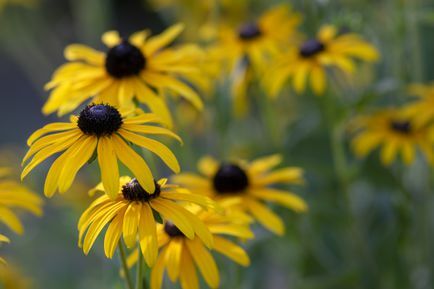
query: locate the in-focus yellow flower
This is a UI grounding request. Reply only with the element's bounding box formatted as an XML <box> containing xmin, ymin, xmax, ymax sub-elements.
<box><xmin>127</xmin><ymin>206</ymin><xmax>253</xmax><ymax>289</ymax></box>
<box><xmin>0</xmin><ymin>234</ymin><xmax>10</xmax><ymax>265</ymax></box>
<box><xmin>405</xmin><ymin>83</ymin><xmax>434</xmax><ymax>126</ymax></box>
<box><xmin>0</xmin><ymin>264</ymin><xmax>31</xmax><ymax>289</ymax></box>
<box><xmin>212</xmin><ymin>5</ymin><xmax>301</xmax><ymax>115</ymax></box>
<box><xmin>0</xmin><ymin>168</ymin><xmax>43</xmax><ymax>235</ymax></box>
<box><xmin>351</xmin><ymin>108</ymin><xmax>434</xmax><ymax>165</ymax></box>
<box><xmin>78</xmin><ymin>177</ymin><xmax>217</xmax><ymax>267</ymax></box>
<box><xmin>22</xmin><ymin>104</ymin><xmax>181</xmax><ymax>198</ymax></box>
<box><xmin>266</xmin><ymin>25</ymin><xmax>379</xmax><ymax>96</ymax></box>
<box><xmin>173</xmin><ymin>155</ymin><xmax>307</xmax><ymax>235</ymax></box>
<box><xmin>43</xmin><ymin>24</ymin><xmax>203</xmax><ymax>127</ymax></box>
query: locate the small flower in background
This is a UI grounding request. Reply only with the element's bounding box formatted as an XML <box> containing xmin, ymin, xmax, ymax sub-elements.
<box><xmin>405</xmin><ymin>83</ymin><xmax>434</xmax><ymax>126</ymax></box>
<box><xmin>43</xmin><ymin>24</ymin><xmax>203</xmax><ymax>127</ymax></box>
<box><xmin>21</xmin><ymin>104</ymin><xmax>181</xmax><ymax>198</ymax></box>
<box><xmin>78</xmin><ymin>176</ymin><xmax>218</xmax><ymax>267</ymax></box>
<box><xmin>0</xmin><ymin>264</ymin><xmax>32</xmax><ymax>289</ymax></box>
<box><xmin>173</xmin><ymin>154</ymin><xmax>307</xmax><ymax>235</ymax></box>
<box><xmin>211</xmin><ymin>4</ymin><xmax>301</xmax><ymax>116</ymax></box>
<box><xmin>266</xmin><ymin>25</ymin><xmax>379</xmax><ymax>96</ymax></box>
<box><xmin>127</xmin><ymin>206</ymin><xmax>253</xmax><ymax>289</ymax></box>
<box><xmin>350</xmin><ymin>108</ymin><xmax>434</xmax><ymax>165</ymax></box>
<box><xmin>0</xmin><ymin>234</ymin><xmax>10</xmax><ymax>265</ymax></box>
<box><xmin>0</xmin><ymin>167</ymin><xmax>43</xmax><ymax>235</ymax></box>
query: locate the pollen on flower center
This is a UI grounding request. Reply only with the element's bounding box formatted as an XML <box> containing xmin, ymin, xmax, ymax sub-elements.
<box><xmin>77</xmin><ymin>104</ymin><xmax>123</xmax><ymax>136</ymax></box>
<box><xmin>238</xmin><ymin>22</ymin><xmax>262</xmax><ymax>40</ymax></box>
<box><xmin>105</xmin><ymin>40</ymin><xmax>146</xmax><ymax>78</ymax></box>
<box><xmin>121</xmin><ymin>178</ymin><xmax>161</xmax><ymax>202</ymax></box>
<box><xmin>164</xmin><ymin>221</ymin><xmax>185</xmax><ymax>237</ymax></box>
<box><xmin>390</xmin><ymin>120</ymin><xmax>412</xmax><ymax>134</ymax></box>
<box><xmin>299</xmin><ymin>39</ymin><xmax>325</xmax><ymax>58</ymax></box>
<box><xmin>213</xmin><ymin>164</ymin><xmax>249</xmax><ymax>194</ymax></box>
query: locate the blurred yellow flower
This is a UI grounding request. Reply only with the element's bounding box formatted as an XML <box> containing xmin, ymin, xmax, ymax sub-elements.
<box><xmin>405</xmin><ymin>83</ymin><xmax>434</xmax><ymax>126</ymax></box>
<box><xmin>212</xmin><ymin>5</ymin><xmax>301</xmax><ymax>116</ymax></box>
<box><xmin>173</xmin><ymin>154</ymin><xmax>307</xmax><ymax>235</ymax></box>
<box><xmin>0</xmin><ymin>264</ymin><xmax>31</xmax><ymax>289</ymax></box>
<box><xmin>127</xmin><ymin>206</ymin><xmax>253</xmax><ymax>289</ymax></box>
<box><xmin>43</xmin><ymin>24</ymin><xmax>203</xmax><ymax>127</ymax></box>
<box><xmin>78</xmin><ymin>177</ymin><xmax>217</xmax><ymax>267</ymax></box>
<box><xmin>266</xmin><ymin>25</ymin><xmax>379</xmax><ymax>96</ymax></box>
<box><xmin>22</xmin><ymin>104</ymin><xmax>181</xmax><ymax>198</ymax></box>
<box><xmin>351</xmin><ymin>108</ymin><xmax>434</xmax><ymax>165</ymax></box>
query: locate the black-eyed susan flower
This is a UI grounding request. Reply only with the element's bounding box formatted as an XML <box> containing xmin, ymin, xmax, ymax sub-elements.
<box><xmin>21</xmin><ymin>104</ymin><xmax>181</xmax><ymax>198</ymax></box>
<box><xmin>266</xmin><ymin>25</ymin><xmax>379</xmax><ymax>96</ymax></box>
<box><xmin>172</xmin><ymin>155</ymin><xmax>307</xmax><ymax>235</ymax></box>
<box><xmin>78</xmin><ymin>177</ymin><xmax>217</xmax><ymax>267</ymax></box>
<box><xmin>351</xmin><ymin>108</ymin><xmax>434</xmax><ymax>165</ymax></box>
<box><xmin>0</xmin><ymin>234</ymin><xmax>10</xmax><ymax>265</ymax></box>
<box><xmin>43</xmin><ymin>24</ymin><xmax>203</xmax><ymax>127</ymax></box>
<box><xmin>212</xmin><ymin>4</ymin><xmax>301</xmax><ymax>115</ymax></box>
<box><xmin>126</xmin><ymin>206</ymin><xmax>253</xmax><ymax>289</ymax></box>
<box><xmin>0</xmin><ymin>168</ymin><xmax>43</xmax><ymax>235</ymax></box>
<box><xmin>405</xmin><ymin>83</ymin><xmax>434</xmax><ymax>126</ymax></box>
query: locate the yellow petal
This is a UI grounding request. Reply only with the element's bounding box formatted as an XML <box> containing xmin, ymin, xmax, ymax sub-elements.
<box><xmin>185</xmin><ymin>238</ymin><xmax>219</xmax><ymax>288</ymax></box>
<box><xmin>97</xmin><ymin>137</ymin><xmax>120</xmax><ymax>199</ymax></box>
<box><xmin>102</xmin><ymin>30</ymin><xmax>121</xmax><ymax>47</ymax></box>
<box><xmin>213</xmin><ymin>236</ymin><xmax>250</xmax><ymax>266</ymax></box>
<box><xmin>145</xmin><ymin>23</ymin><xmax>185</xmax><ymax>55</ymax></box>
<box><xmin>165</xmin><ymin>238</ymin><xmax>183</xmax><ymax>281</ymax></box>
<box><xmin>122</xmin><ymin>203</ymin><xmax>141</xmax><ymax>248</ymax></box>
<box><xmin>138</xmin><ymin>203</ymin><xmax>158</xmax><ymax>267</ymax></box>
<box><xmin>104</xmin><ymin>213</ymin><xmax>124</xmax><ymax>258</ymax></box>
<box><xmin>246</xmin><ymin>198</ymin><xmax>285</xmax><ymax>235</ymax></box>
<box><xmin>179</xmin><ymin>248</ymin><xmax>199</xmax><ymax>289</ymax></box>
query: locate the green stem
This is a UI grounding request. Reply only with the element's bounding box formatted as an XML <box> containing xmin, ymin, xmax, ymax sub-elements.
<box><xmin>136</xmin><ymin>249</ymin><xmax>149</xmax><ymax>289</ymax></box>
<box><xmin>118</xmin><ymin>242</ymin><xmax>134</xmax><ymax>289</ymax></box>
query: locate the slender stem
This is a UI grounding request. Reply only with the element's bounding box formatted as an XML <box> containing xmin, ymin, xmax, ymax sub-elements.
<box><xmin>136</xmin><ymin>249</ymin><xmax>149</xmax><ymax>289</ymax></box>
<box><xmin>118</xmin><ymin>242</ymin><xmax>134</xmax><ymax>289</ymax></box>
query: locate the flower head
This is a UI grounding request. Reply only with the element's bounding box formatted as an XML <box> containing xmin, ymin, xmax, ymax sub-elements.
<box><xmin>78</xmin><ymin>177</ymin><xmax>218</xmax><ymax>267</ymax></box>
<box><xmin>127</xmin><ymin>206</ymin><xmax>253</xmax><ymax>289</ymax></box>
<box><xmin>172</xmin><ymin>155</ymin><xmax>307</xmax><ymax>235</ymax></box>
<box><xmin>351</xmin><ymin>108</ymin><xmax>434</xmax><ymax>165</ymax></box>
<box><xmin>22</xmin><ymin>104</ymin><xmax>181</xmax><ymax>198</ymax></box>
<box><xmin>266</xmin><ymin>25</ymin><xmax>379</xmax><ymax>96</ymax></box>
<box><xmin>43</xmin><ymin>24</ymin><xmax>204</xmax><ymax>127</ymax></box>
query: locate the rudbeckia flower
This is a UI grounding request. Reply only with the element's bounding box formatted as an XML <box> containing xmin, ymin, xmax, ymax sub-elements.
<box><xmin>172</xmin><ymin>154</ymin><xmax>307</xmax><ymax>235</ymax></box>
<box><xmin>0</xmin><ymin>234</ymin><xmax>10</xmax><ymax>265</ymax></box>
<box><xmin>351</xmin><ymin>108</ymin><xmax>434</xmax><ymax>165</ymax></box>
<box><xmin>78</xmin><ymin>177</ymin><xmax>217</xmax><ymax>267</ymax></box>
<box><xmin>43</xmin><ymin>24</ymin><xmax>203</xmax><ymax>127</ymax></box>
<box><xmin>127</xmin><ymin>206</ymin><xmax>253</xmax><ymax>289</ymax></box>
<box><xmin>0</xmin><ymin>168</ymin><xmax>43</xmax><ymax>235</ymax></box>
<box><xmin>405</xmin><ymin>83</ymin><xmax>434</xmax><ymax>126</ymax></box>
<box><xmin>21</xmin><ymin>103</ymin><xmax>181</xmax><ymax>198</ymax></box>
<box><xmin>212</xmin><ymin>4</ymin><xmax>301</xmax><ymax>115</ymax></box>
<box><xmin>266</xmin><ymin>25</ymin><xmax>379</xmax><ymax>96</ymax></box>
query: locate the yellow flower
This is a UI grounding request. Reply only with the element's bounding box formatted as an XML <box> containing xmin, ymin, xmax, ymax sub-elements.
<box><xmin>172</xmin><ymin>154</ymin><xmax>307</xmax><ymax>235</ymax></box>
<box><xmin>78</xmin><ymin>177</ymin><xmax>217</xmax><ymax>267</ymax></box>
<box><xmin>405</xmin><ymin>83</ymin><xmax>434</xmax><ymax>126</ymax></box>
<box><xmin>43</xmin><ymin>24</ymin><xmax>203</xmax><ymax>127</ymax></box>
<box><xmin>21</xmin><ymin>104</ymin><xmax>181</xmax><ymax>198</ymax></box>
<box><xmin>0</xmin><ymin>234</ymin><xmax>10</xmax><ymax>265</ymax></box>
<box><xmin>266</xmin><ymin>25</ymin><xmax>379</xmax><ymax>96</ymax></box>
<box><xmin>127</xmin><ymin>206</ymin><xmax>253</xmax><ymax>289</ymax></box>
<box><xmin>0</xmin><ymin>264</ymin><xmax>31</xmax><ymax>289</ymax></box>
<box><xmin>212</xmin><ymin>5</ymin><xmax>301</xmax><ymax>116</ymax></box>
<box><xmin>351</xmin><ymin>108</ymin><xmax>434</xmax><ymax>165</ymax></box>
<box><xmin>0</xmin><ymin>168</ymin><xmax>43</xmax><ymax>235</ymax></box>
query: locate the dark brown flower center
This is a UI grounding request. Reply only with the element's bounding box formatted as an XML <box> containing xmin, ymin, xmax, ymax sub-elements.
<box><xmin>212</xmin><ymin>163</ymin><xmax>249</xmax><ymax>194</ymax></box>
<box><xmin>77</xmin><ymin>104</ymin><xmax>123</xmax><ymax>137</ymax></box>
<box><xmin>299</xmin><ymin>39</ymin><xmax>325</xmax><ymax>58</ymax></box>
<box><xmin>164</xmin><ymin>221</ymin><xmax>184</xmax><ymax>237</ymax></box>
<box><xmin>238</xmin><ymin>22</ymin><xmax>262</xmax><ymax>40</ymax></box>
<box><xmin>121</xmin><ymin>178</ymin><xmax>161</xmax><ymax>202</ymax></box>
<box><xmin>390</xmin><ymin>120</ymin><xmax>412</xmax><ymax>134</ymax></box>
<box><xmin>105</xmin><ymin>40</ymin><xmax>146</xmax><ymax>78</ymax></box>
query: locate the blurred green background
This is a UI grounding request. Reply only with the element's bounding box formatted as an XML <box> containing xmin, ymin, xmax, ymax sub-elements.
<box><xmin>1</xmin><ymin>0</ymin><xmax>434</xmax><ymax>289</ymax></box>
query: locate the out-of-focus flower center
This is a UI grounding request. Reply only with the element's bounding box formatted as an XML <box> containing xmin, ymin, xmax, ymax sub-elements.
<box><xmin>121</xmin><ymin>178</ymin><xmax>161</xmax><ymax>202</ymax></box>
<box><xmin>77</xmin><ymin>104</ymin><xmax>123</xmax><ymax>136</ymax></box>
<box><xmin>238</xmin><ymin>22</ymin><xmax>262</xmax><ymax>40</ymax></box>
<box><xmin>164</xmin><ymin>221</ymin><xmax>185</xmax><ymax>237</ymax></box>
<box><xmin>213</xmin><ymin>164</ymin><xmax>249</xmax><ymax>194</ymax></box>
<box><xmin>105</xmin><ymin>40</ymin><xmax>146</xmax><ymax>78</ymax></box>
<box><xmin>390</xmin><ymin>120</ymin><xmax>412</xmax><ymax>134</ymax></box>
<box><xmin>299</xmin><ymin>39</ymin><xmax>325</xmax><ymax>58</ymax></box>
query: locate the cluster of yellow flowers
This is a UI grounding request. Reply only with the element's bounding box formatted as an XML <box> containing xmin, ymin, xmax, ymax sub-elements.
<box><xmin>5</xmin><ymin>2</ymin><xmax>434</xmax><ymax>289</ymax></box>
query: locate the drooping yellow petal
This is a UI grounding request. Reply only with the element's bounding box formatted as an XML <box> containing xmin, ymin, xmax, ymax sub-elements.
<box><xmin>250</xmin><ymin>188</ymin><xmax>308</xmax><ymax>212</ymax></box>
<box><xmin>213</xmin><ymin>236</ymin><xmax>250</xmax><ymax>266</ymax></box>
<box><xmin>179</xmin><ymin>248</ymin><xmax>199</xmax><ymax>289</ymax></box>
<box><xmin>165</xmin><ymin>238</ymin><xmax>183</xmax><ymax>282</ymax></box>
<box><xmin>122</xmin><ymin>203</ymin><xmax>141</xmax><ymax>248</ymax></box>
<box><xmin>0</xmin><ymin>207</ymin><xmax>23</xmax><ymax>234</ymax></box>
<box><xmin>246</xmin><ymin>198</ymin><xmax>285</xmax><ymax>235</ymax></box>
<box><xmin>185</xmin><ymin>238</ymin><xmax>219</xmax><ymax>288</ymax></box>
<box><xmin>104</xmin><ymin>212</ymin><xmax>124</xmax><ymax>258</ymax></box>
<box><xmin>123</xmin><ymin>124</ymin><xmax>182</xmax><ymax>144</ymax></box>
<box><xmin>150</xmin><ymin>248</ymin><xmax>168</xmax><ymax>289</ymax></box>
<box><xmin>145</xmin><ymin>23</ymin><xmax>185</xmax><ymax>56</ymax></box>
<box><xmin>97</xmin><ymin>137</ymin><xmax>120</xmax><ymax>199</ymax></box>
<box><xmin>138</xmin><ymin>203</ymin><xmax>158</xmax><ymax>267</ymax></box>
